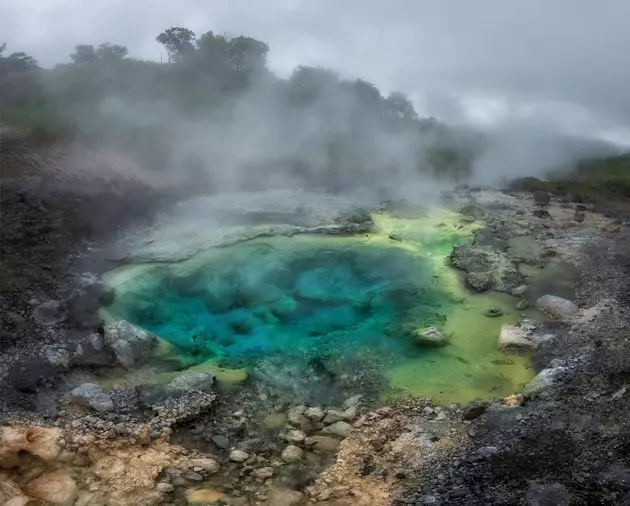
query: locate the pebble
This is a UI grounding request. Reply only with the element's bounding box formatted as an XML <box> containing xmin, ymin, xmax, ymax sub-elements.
<box><xmin>286</xmin><ymin>429</ymin><xmax>307</xmax><ymax>444</ymax></box>
<box><xmin>281</xmin><ymin>445</ymin><xmax>303</xmax><ymax>463</ymax></box>
<box><xmin>304</xmin><ymin>407</ymin><xmax>325</xmax><ymax>421</ymax></box>
<box><xmin>156</xmin><ymin>482</ymin><xmax>175</xmax><ymax>493</ymax></box>
<box><xmin>322</xmin><ymin>421</ymin><xmax>353</xmax><ymax>438</ymax></box>
<box><xmin>252</xmin><ymin>467</ymin><xmax>274</xmax><ymax>480</ymax></box>
<box><xmin>229</xmin><ymin>450</ymin><xmax>249</xmax><ymax>463</ymax></box>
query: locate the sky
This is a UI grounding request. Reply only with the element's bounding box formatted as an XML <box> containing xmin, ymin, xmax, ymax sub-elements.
<box><xmin>2</xmin><ymin>0</ymin><xmax>630</xmax><ymax>146</ymax></box>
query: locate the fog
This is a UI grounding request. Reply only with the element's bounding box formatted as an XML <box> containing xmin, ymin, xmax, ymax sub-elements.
<box><xmin>2</xmin><ymin>0</ymin><xmax>629</xmax><ymax>195</ymax></box>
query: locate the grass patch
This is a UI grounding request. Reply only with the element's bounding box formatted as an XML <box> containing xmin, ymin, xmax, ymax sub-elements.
<box><xmin>510</xmin><ymin>153</ymin><xmax>630</xmax><ymax>202</ymax></box>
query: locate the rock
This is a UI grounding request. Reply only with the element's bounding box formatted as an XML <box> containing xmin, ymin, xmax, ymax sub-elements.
<box><xmin>24</xmin><ymin>470</ymin><xmax>77</xmax><ymax>505</ymax></box>
<box><xmin>323</xmin><ymin>410</ymin><xmax>346</xmax><ymax>424</ymax></box>
<box><xmin>388</xmin><ymin>233</ymin><xmax>403</xmax><ymax>242</ymax></box>
<box><xmin>281</xmin><ymin>445</ymin><xmax>303</xmax><ymax>462</ymax></box>
<box><xmin>602</xmin><ymin>222</ymin><xmax>621</xmax><ymax>233</ymax></box>
<box><xmin>68</xmin><ymin>383</ymin><xmax>114</xmax><ymax>412</ymax></box>
<box><xmin>475</xmin><ymin>446</ymin><xmax>499</xmax><ymax>459</ymax></box>
<box><xmin>32</xmin><ymin>300</ymin><xmax>66</xmax><ymax>325</ymax></box>
<box><xmin>88</xmin><ymin>333</ymin><xmax>105</xmax><ymax>351</ymax></box>
<box><xmin>103</xmin><ymin>320</ymin><xmax>156</xmax><ymax>369</ymax></box>
<box><xmin>211</xmin><ymin>435</ymin><xmax>230</xmax><ymax>449</ymax></box>
<box><xmin>187</xmin><ymin>458</ymin><xmax>219</xmax><ymax>474</ymax></box>
<box><xmin>156</xmin><ymin>482</ymin><xmax>174</xmax><ymax>493</ymax></box>
<box><xmin>268</xmin><ymin>487</ymin><xmax>304</xmax><ymax>506</ymax></box>
<box><xmin>516</xmin><ymin>300</ymin><xmax>529</xmax><ymax>310</ymax></box>
<box><xmin>462</xmin><ymin>404</ymin><xmax>486</xmax><ymax>421</ymax></box>
<box><xmin>413</xmin><ymin>327</ymin><xmax>449</xmax><ymax>347</ymax></box>
<box><xmin>287</xmin><ymin>405</ymin><xmax>308</xmax><ymax>426</ymax></box>
<box><xmin>533</xmin><ymin>191</ymin><xmax>551</xmax><ymax>206</ymax></box>
<box><xmin>42</xmin><ymin>344</ymin><xmax>71</xmax><ymax>369</ymax></box>
<box><xmin>465</xmin><ymin>272</ymin><xmax>494</xmax><ymax>291</ymax></box>
<box><xmin>498</xmin><ymin>325</ymin><xmax>536</xmax><ymax>351</ymax></box>
<box><xmin>322</xmin><ymin>421</ymin><xmax>353</xmax><ymax>438</ymax></box>
<box><xmin>342</xmin><ymin>406</ymin><xmax>358</xmax><ymax>421</ymax></box>
<box><xmin>451</xmin><ymin>244</ymin><xmax>520</xmax><ymax>293</ymax></box>
<box><xmin>343</xmin><ymin>395</ymin><xmax>363</xmax><ymax>408</ymax></box>
<box><xmin>574</xmin><ymin>211</ymin><xmax>585</xmax><ymax>223</ymax></box>
<box><xmin>252</xmin><ymin>467</ymin><xmax>274</xmax><ymax>480</ymax></box>
<box><xmin>185</xmin><ymin>488</ymin><xmax>224</xmax><ymax>504</ymax></box>
<box><xmin>484</xmin><ymin>307</ymin><xmax>503</xmax><ymax>317</ymax></box>
<box><xmin>229</xmin><ymin>450</ymin><xmax>249</xmax><ymax>463</ymax></box>
<box><xmin>0</xmin><ymin>426</ymin><xmax>62</xmax><ymax>466</ymax></box>
<box><xmin>458</xmin><ymin>204</ymin><xmax>485</xmax><ymax>220</ymax></box>
<box><xmin>420</xmin><ymin>495</ymin><xmax>438</xmax><ymax>505</ymax></box>
<box><xmin>285</xmin><ymin>429</ymin><xmax>307</xmax><ymax>444</ymax></box>
<box><xmin>183</xmin><ymin>471</ymin><xmax>203</xmax><ymax>482</ymax></box>
<box><xmin>304</xmin><ymin>406</ymin><xmax>325</xmax><ymax>421</ymax></box>
<box><xmin>305</xmin><ymin>436</ymin><xmax>340</xmax><ymax>453</ymax></box>
<box><xmin>535</xmin><ymin>295</ymin><xmax>578</xmax><ymax>320</ymax></box>
<box><xmin>167</xmin><ymin>371</ymin><xmax>215</xmax><ymax>393</ymax></box>
<box><xmin>524</xmin><ymin>366</ymin><xmax>568</xmax><ymax>395</ymax></box>
<box><xmin>511</xmin><ymin>285</ymin><xmax>528</xmax><ymax>297</ymax></box>
<box><xmin>526</xmin><ymin>483</ymin><xmax>572</xmax><ymax>506</ymax></box>
<box><xmin>532</xmin><ymin>209</ymin><xmax>551</xmax><ymax>219</ymax></box>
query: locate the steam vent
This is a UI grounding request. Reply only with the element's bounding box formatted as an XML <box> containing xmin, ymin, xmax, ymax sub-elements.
<box><xmin>102</xmin><ymin>192</ymin><xmax>536</xmax><ymax>406</ymax></box>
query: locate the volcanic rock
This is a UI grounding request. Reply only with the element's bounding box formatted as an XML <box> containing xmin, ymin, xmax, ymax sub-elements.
<box><xmin>535</xmin><ymin>295</ymin><xmax>578</xmax><ymax>320</ymax></box>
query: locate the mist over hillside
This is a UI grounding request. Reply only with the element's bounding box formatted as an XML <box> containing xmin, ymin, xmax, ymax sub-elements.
<box><xmin>2</xmin><ymin>27</ymin><xmax>623</xmax><ymax>201</ymax></box>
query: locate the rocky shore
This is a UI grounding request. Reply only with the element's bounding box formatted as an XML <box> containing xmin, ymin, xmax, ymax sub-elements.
<box><xmin>1</xmin><ymin>149</ymin><xmax>630</xmax><ymax>505</ymax></box>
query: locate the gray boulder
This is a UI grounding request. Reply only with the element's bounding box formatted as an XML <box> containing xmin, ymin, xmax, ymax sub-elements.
<box><xmin>68</xmin><ymin>383</ymin><xmax>113</xmax><ymax>412</ymax></box>
<box><xmin>535</xmin><ymin>295</ymin><xmax>578</xmax><ymax>320</ymax></box>
<box><xmin>498</xmin><ymin>325</ymin><xmax>536</xmax><ymax>351</ymax></box>
<box><xmin>103</xmin><ymin>320</ymin><xmax>156</xmax><ymax>369</ymax></box>
<box><xmin>167</xmin><ymin>371</ymin><xmax>215</xmax><ymax>393</ymax></box>
<box><xmin>450</xmin><ymin>244</ymin><xmax>521</xmax><ymax>292</ymax></box>
<box><xmin>524</xmin><ymin>366</ymin><xmax>568</xmax><ymax>396</ymax></box>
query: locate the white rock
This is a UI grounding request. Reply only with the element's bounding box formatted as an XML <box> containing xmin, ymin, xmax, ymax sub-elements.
<box><xmin>229</xmin><ymin>450</ymin><xmax>249</xmax><ymax>463</ymax></box>
<box><xmin>285</xmin><ymin>429</ymin><xmax>307</xmax><ymax>444</ymax></box>
<box><xmin>252</xmin><ymin>466</ymin><xmax>274</xmax><ymax>479</ymax></box>
<box><xmin>498</xmin><ymin>325</ymin><xmax>536</xmax><ymax>350</ymax></box>
<box><xmin>187</xmin><ymin>458</ymin><xmax>219</xmax><ymax>474</ymax></box>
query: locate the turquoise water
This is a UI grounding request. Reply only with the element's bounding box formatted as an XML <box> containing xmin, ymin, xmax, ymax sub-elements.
<box><xmin>109</xmin><ymin>239</ymin><xmax>453</xmax><ymax>370</ymax></box>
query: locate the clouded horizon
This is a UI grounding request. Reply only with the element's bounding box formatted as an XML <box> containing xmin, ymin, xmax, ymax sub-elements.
<box><xmin>2</xmin><ymin>0</ymin><xmax>630</xmax><ymax>146</ymax></box>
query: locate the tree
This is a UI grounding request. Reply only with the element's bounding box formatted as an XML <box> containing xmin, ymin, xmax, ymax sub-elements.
<box><xmin>96</xmin><ymin>43</ymin><xmax>128</xmax><ymax>62</ymax></box>
<box><xmin>156</xmin><ymin>27</ymin><xmax>196</xmax><ymax>62</ymax></box>
<box><xmin>71</xmin><ymin>45</ymin><xmax>98</xmax><ymax>65</ymax></box>
<box><xmin>384</xmin><ymin>92</ymin><xmax>417</xmax><ymax>123</ymax></box>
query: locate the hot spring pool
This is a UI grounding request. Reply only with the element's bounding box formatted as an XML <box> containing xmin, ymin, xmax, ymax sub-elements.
<box><xmin>103</xmin><ymin>215</ymin><xmax>536</xmax><ymax>404</ymax></box>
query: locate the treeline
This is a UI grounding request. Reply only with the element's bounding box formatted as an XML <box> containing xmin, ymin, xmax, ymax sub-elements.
<box><xmin>0</xmin><ymin>28</ymin><xmax>483</xmax><ymax>189</ymax></box>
